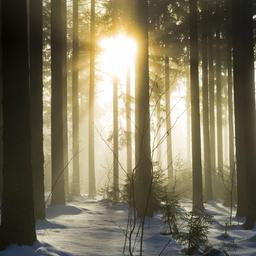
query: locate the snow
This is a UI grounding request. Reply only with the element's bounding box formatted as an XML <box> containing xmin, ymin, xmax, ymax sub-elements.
<box><xmin>0</xmin><ymin>197</ymin><xmax>256</xmax><ymax>255</ymax></box>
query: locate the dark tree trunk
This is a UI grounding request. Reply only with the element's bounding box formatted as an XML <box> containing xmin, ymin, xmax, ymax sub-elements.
<box><xmin>227</xmin><ymin>43</ymin><xmax>236</xmax><ymax>201</ymax></box>
<box><xmin>232</xmin><ymin>0</ymin><xmax>256</xmax><ymax>227</ymax></box>
<box><xmin>208</xmin><ymin>14</ymin><xmax>216</xmax><ymax>192</ymax></box>
<box><xmin>126</xmin><ymin>71</ymin><xmax>132</xmax><ymax>175</ymax></box>
<box><xmin>226</xmin><ymin>0</ymin><xmax>236</xmax><ymax>205</ymax></box>
<box><xmin>1</xmin><ymin>0</ymin><xmax>36</xmax><ymax>247</ymax></box>
<box><xmin>215</xmin><ymin>28</ymin><xmax>223</xmax><ymax>175</ymax></box>
<box><xmin>72</xmin><ymin>0</ymin><xmax>80</xmax><ymax>197</ymax></box>
<box><xmin>156</xmin><ymin>97</ymin><xmax>161</xmax><ymax>165</ymax></box>
<box><xmin>30</xmin><ymin>0</ymin><xmax>46</xmax><ymax>219</ymax></box>
<box><xmin>51</xmin><ymin>0</ymin><xmax>66</xmax><ymax>205</ymax></box>
<box><xmin>201</xmin><ymin>1</ymin><xmax>213</xmax><ymax>201</ymax></box>
<box><xmin>0</xmin><ymin>0</ymin><xmax>2</xmax><ymax>201</ymax></box>
<box><xmin>189</xmin><ymin>0</ymin><xmax>204</xmax><ymax>212</ymax></box>
<box><xmin>134</xmin><ymin>0</ymin><xmax>153</xmax><ymax>217</ymax></box>
<box><xmin>186</xmin><ymin>66</ymin><xmax>191</xmax><ymax>168</ymax></box>
<box><xmin>88</xmin><ymin>0</ymin><xmax>96</xmax><ymax>197</ymax></box>
<box><xmin>164</xmin><ymin>57</ymin><xmax>174</xmax><ymax>189</ymax></box>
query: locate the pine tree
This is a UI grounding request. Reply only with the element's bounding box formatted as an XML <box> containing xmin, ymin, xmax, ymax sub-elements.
<box><xmin>189</xmin><ymin>0</ymin><xmax>204</xmax><ymax>212</ymax></box>
<box><xmin>0</xmin><ymin>0</ymin><xmax>36</xmax><ymax>247</ymax></box>
<box><xmin>134</xmin><ymin>0</ymin><xmax>153</xmax><ymax>217</ymax></box>
<box><xmin>30</xmin><ymin>0</ymin><xmax>46</xmax><ymax>219</ymax></box>
<box><xmin>51</xmin><ymin>0</ymin><xmax>66</xmax><ymax>205</ymax></box>
<box><xmin>72</xmin><ymin>0</ymin><xmax>81</xmax><ymax>197</ymax></box>
<box><xmin>89</xmin><ymin>0</ymin><xmax>97</xmax><ymax>198</ymax></box>
<box><xmin>201</xmin><ymin>0</ymin><xmax>213</xmax><ymax>201</ymax></box>
<box><xmin>232</xmin><ymin>0</ymin><xmax>256</xmax><ymax>228</ymax></box>
<box><xmin>164</xmin><ymin>56</ymin><xmax>174</xmax><ymax>189</ymax></box>
<box><xmin>62</xmin><ymin>0</ymin><xmax>69</xmax><ymax>199</ymax></box>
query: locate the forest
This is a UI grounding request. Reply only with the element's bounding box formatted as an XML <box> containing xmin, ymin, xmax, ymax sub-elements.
<box><xmin>0</xmin><ymin>0</ymin><xmax>256</xmax><ymax>255</ymax></box>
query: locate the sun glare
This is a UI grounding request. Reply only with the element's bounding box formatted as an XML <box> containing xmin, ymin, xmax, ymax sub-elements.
<box><xmin>98</xmin><ymin>34</ymin><xmax>137</xmax><ymax>78</ymax></box>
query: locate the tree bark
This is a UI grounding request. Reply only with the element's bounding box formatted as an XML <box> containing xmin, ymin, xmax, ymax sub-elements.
<box><xmin>30</xmin><ymin>0</ymin><xmax>46</xmax><ymax>219</ymax></box>
<box><xmin>126</xmin><ymin>71</ymin><xmax>132</xmax><ymax>175</ymax></box>
<box><xmin>232</xmin><ymin>0</ymin><xmax>256</xmax><ymax>227</ymax></box>
<box><xmin>113</xmin><ymin>77</ymin><xmax>119</xmax><ymax>201</ymax></box>
<box><xmin>88</xmin><ymin>0</ymin><xmax>96</xmax><ymax>197</ymax></box>
<box><xmin>72</xmin><ymin>0</ymin><xmax>80</xmax><ymax>197</ymax></box>
<box><xmin>1</xmin><ymin>0</ymin><xmax>36</xmax><ymax>247</ymax></box>
<box><xmin>51</xmin><ymin>0</ymin><xmax>66</xmax><ymax>205</ymax></box>
<box><xmin>215</xmin><ymin>27</ymin><xmax>223</xmax><ymax>175</ymax></box>
<box><xmin>207</xmin><ymin>10</ymin><xmax>216</xmax><ymax>193</ymax></box>
<box><xmin>189</xmin><ymin>0</ymin><xmax>204</xmax><ymax>212</ymax></box>
<box><xmin>201</xmin><ymin>1</ymin><xmax>213</xmax><ymax>201</ymax></box>
<box><xmin>164</xmin><ymin>57</ymin><xmax>174</xmax><ymax>189</ymax></box>
<box><xmin>134</xmin><ymin>0</ymin><xmax>153</xmax><ymax>217</ymax></box>
<box><xmin>62</xmin><ymin>0</ymin><xmax>69</xmax><ymax>199</ymax></box>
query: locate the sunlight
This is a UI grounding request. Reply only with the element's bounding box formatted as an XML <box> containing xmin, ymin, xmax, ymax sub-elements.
<box><xmin>98</xmin><ymin>33</ymin><xmax>137</xmax><ymax>78</ymax></box>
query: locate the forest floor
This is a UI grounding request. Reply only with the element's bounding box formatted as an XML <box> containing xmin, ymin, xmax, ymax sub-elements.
<box><xmin>0</xmin><ymin>197</ymin><xmax>256</xmax><ymax>256</ymax></box>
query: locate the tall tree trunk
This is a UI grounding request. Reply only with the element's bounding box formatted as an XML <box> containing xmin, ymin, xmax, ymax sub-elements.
<box><xmin>62</xmin><ymin>0</ymin><xmax>69</xmax><ymax>198</ymax></box>
<box><xmin>1</xmin><ymin>0</ymin><xmax>36</xmax><ymax>247</ymax></box>
<box><xmin>189</xmin><ymin>0</ymin><xmax>204</xmax><ymax>212</ymax></box>
<box><xmin>227</xmin><ymin>37</ymin><xmax>236</xmax><ymax>203</ymax></box>
<box><xmin>51</xmin><ymin>0</ymin><xmax>66</xmax><ymax>205</ymax></box>
<box><xmin>134</xmin><ymin>0</ymin><xmax>153</xmax><ymax>217</ymax></box>
<box><xmin>156</xmin><ymin>94</ymin><xmax>161</xmax><ymax>166</ymax></box>
<box><xmin>88</xmin><ymin>0</ymin><xmax>96</xmax><ymax>197</ymax></box>
<box><xmin>215</xmin><ymin>27</ymin><xmax>223</xmax><ymax>175</ymax></box>
<box><xmin>112</xmin><ymin>0</ymin><xmax>119</xmax><ymax>202</ymax></box>
<box><xmin>186</xmin><ymin>67</ymin><xmax>191</xmax><ymax>168</ymax></box>
<box><xmin>30</xmin><ymin>0</ymin><xmax>46</xmax><ymax>219</ymax></box>
<box><xmin>207</xmin><ymin>9</ymin><xmax>216</xmax><ymax>193</ymax></box>
<box><xmin>113</xmin><ymin>77</ymin><xmax>119</xmax><ymax>201</ymax></box>
<box><xmin>126</xmin><ymin>70</ymin><xmax>132</xmax><ymax>175</ymax></box>
<box><xmin>72</xmin><ymin>0</ymin><xmax>80</xmax><ymax>196</ymax></box>
<box><xmin>0</xmin><ymin>0</ymin><xmax>3</xmax><ymax>201</ymax></box>
<box><xmin>201</xmin><ymin>1</ymin><xmax>213</xmax><ymax>201</ymax></box>
<box><xmin>164</xmin><ymin>56</ymin><xmax>173</xmax><ymax>189</ymax></box>
<box><xmin>232</xmin><ymin>0</ymin><xmax>256</xmax><ymax>227</ymax></box>
<box><xmin>225</xmin><ymin>0</ymin><xmax>236</xmax><ymax>204</ymax></box>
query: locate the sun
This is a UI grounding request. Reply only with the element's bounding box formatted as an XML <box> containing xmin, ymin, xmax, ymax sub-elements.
<box><xmin>98</xmin><ymin>33</ymin><xmax>137</xmax><ymax>78</ymax></box>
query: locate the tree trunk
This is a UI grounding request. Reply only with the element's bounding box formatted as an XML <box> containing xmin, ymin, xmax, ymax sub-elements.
<box><xmin>208</xmin><ymin>12</ymin><xmax>216</xmax><ymax>193</ymax></box>
<box><xmin>134</xmin><ymin>0</ymin><xmax>153</xmax><ymax>217</ymax></box>
<box><xmin>225</xmin><ymin>0</ymin><xmax>236</xmax><ymax>204</ymax></box>
<box><xmin>215</xmin><ymin>27</ymin><xmax>223</xmax><ymax>175</ymax></box>
<box><xmin>62</xmin><ymin>0</ymin><xmax>69</xmax><ymax>199</ymax></box>
<box><xmin>232</xmin><ymin>0</ymin><xmax>256</xmax><ymax>227</ymax></box>
<box><xmin>113</xmin><ymin>77</ymin><xmax>119</xmax><ymax>201</ymax></box>
<box><xmin>164</xmin><ymin>57</ymin><xmax>174</xmax><ymax>189</ymax></box>
<box><xmin>88</xmin><ymin>0</ymin><xmax>96</xmax><ymax>197</ymax></box>
<box><xmin>0</xmin><ymin>0</ymin><xmax>3</xmax><ymax>201</ymax></box>
<box><xmin>156</xmin><ymin>94</ymin><xmax>161</xmax><ymax>166</ymax></box>
<box><xmin>51</xmin><ymin>0</ymin><xmax>66</xmax><ymax>205</ymax></box>
<box><xmin>189</xmin><ymin>0</ymin><xmax>204</xmax><ymax>212</ymax></box>
<box><xmin>1</xmin><ymin>0</ymin><xmax>36</xmax><ymax>247</ymax></box>
<box><xmin>186</xmin><ymin>67</ymin><xmax>191</xmax><ymax>169</ymax></box>
<box><xmin>227</xmin><ymin>38</ymin><xmax>236</xmax><ymax>203</ymax></box>
<box><xmin>30</xmin><ymin>0</ymin><xmax>46</xmax><ymax>219</ymax></box>
<box><xmin>72</xmin><ymin>0</ymin><xmax>80</xmax><ymax>197</ymax></box>
<box><xmin>126</xmin><ymin>70</ymin><xmax>132</xmax><ymax>175</ymax></box>
<box><xmin>201</xmin><ymin>1</ymin><xmax>213</xmax><ymax>201</ymax></box>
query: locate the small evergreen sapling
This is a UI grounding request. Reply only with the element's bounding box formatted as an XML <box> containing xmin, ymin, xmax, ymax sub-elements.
<box><xmin>178</xmin><ymin>211</ymin><xmax>212</xmax><ymax>255</ymax></box>
<box><xmin>161</xmin><ymin>192</ymin><xmax>180</xmax><ymax>237</ymax></box>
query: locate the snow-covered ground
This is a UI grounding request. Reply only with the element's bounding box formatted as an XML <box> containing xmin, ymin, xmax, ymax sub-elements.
<box><xmin>0</xmin><ymin>198</ymin><xmax>256</xmax><ymax>256</ymax></box>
